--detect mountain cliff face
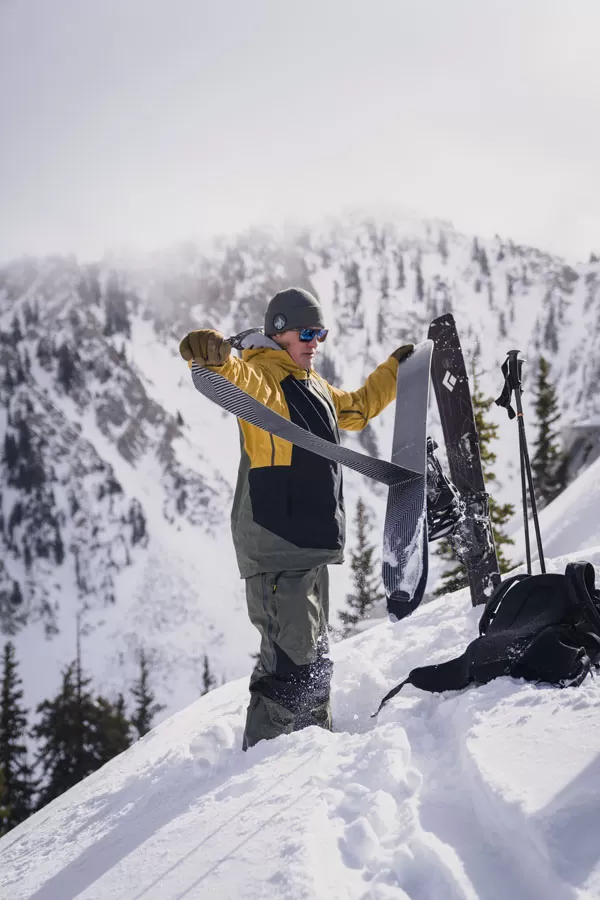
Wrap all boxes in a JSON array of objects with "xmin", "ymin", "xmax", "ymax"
[{"xmin": 1, "ymin": 213, "xmax": 599, "ymax": 717}]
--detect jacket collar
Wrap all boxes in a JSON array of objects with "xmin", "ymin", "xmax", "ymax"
[{"xmin": 242, "ymin": 345, "xmax": 311, "ymax": 376}]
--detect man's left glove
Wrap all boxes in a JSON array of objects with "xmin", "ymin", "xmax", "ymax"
[
  {"xmin": 179, "ymin": 329, "xmax": 231, "ymax": 366},
  {"xmin": 390, "ymin": 343, "xmax": 415, "ymax": 363}
]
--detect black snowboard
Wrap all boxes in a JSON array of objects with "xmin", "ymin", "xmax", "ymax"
[{"xmin": 427, "ymin": 314, "xmax": 501, "ymax": 605}]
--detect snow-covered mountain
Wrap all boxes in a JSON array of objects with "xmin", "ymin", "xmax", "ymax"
[{"xmin": 1, "ymin": 211, "xmax": 600, "ymax": 721}]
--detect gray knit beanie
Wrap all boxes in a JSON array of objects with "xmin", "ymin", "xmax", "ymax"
[{"xmin": 264, "ymin": 287, "xmax": 325, "ymax": 336}]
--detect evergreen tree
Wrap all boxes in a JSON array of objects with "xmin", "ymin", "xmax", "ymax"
[
  {"xmin": 201, "ymin": 655, "xmax": 217, "ymax": 695},
  {"xmin": 338, "ymin": 498, "xmax": 384, "ymax": 636},
  {"xmin": 472, "ymin": 375, "xmax": 515, "ymax": 572},
  {"xmin": 128, "ymin": 499, "xmax": 147, "ymax": 546},
  {"xmin": 532, "ymin": 356, "xmax": 566, "ymax": 506},
  {"xmin": 479, "ymin": 247, "xmax": 491, "ymax": 277},
  {"xmin": 103, "ymin": 278, "xmax": 131, "ymax": 338},
  {"xmin": 131, "ymin": 648, "xmax": 165, "ymax": 738},
  {"xmin": 436, "ymin": 369, "xmax": 515, "ymax": 594},
  {"xmin": 23, "ymin": 300, "xmax": 38, "ymax": 327},
  {"xmin": 7, "ymin": 420, "xmax": 45, "ymax": 491},
  {"xmin": 3, "ymin": 432, "xmax": 18, "ymax": 470},
  {"xmin": 54, "ymin": 524, "xmax": 65, "ymax": 565},
  {"xmin": 380, "ymin": 270, "xmax": 390, "ymax": 301},
  {"xmin": 437, "ymin": 230, "xmax": 449, "ymax": 263},
  {"xmin": 57, "ymin": 342, "xmax": 78, "ymax": 393},
  {"xmin": 94, "ymin": 695, "xmax": 131, "ymax": 765},
  {"xmin": 543, "ymin": 307, "xmax": 559, "ymax": 355},
  {"xmin": 396, "ymin": 253, "xmax": 406, "ymax": 289},
  {"xmin": 11, "ymin": 315, "xmax": 22, "ymax": 344},
  {"xmin": 415, "ymin": 261, "xmax": 425, "ymax": 302},
  {"xmin": 0, "ymin": 765, "xmax": 9, "ymax": 830},
  {"xmin": 344, "ymin": 261, "xmax": 362, "ymax": 303},
  {"xmin": 435, "ymin": 535, "xmax": 469, "ymax": 596},
  {"xmin": 32, "ymin": 661, "xmax": 132, "ymax": 809},
  {"xmin": 498, "ymin": 310, "xmax": 507, "ymax": 339},
  {"xmin": 0, "ymin": 642, "xmax": 36, "ymax": 833},
  {"xmin": 33, "ymin": 664, "xmax": 96, "ymax": 806}
]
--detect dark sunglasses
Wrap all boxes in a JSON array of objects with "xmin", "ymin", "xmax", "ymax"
[{"xmin": 298, "ymin": 327, "xmax": 328, "ymax": 343}]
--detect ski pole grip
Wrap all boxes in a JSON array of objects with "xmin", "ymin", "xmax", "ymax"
[{"xmin": 506, "ymin": 350, "xmax": 524, "ymax": 392}]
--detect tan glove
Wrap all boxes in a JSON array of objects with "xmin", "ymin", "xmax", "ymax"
[
  {"xmin": 390, "ymin": 343, "xmax": 415, "ymax": 363},
  {"xmin": 179, "ymin": 329, "xmax": 231, "ymax": 366}
]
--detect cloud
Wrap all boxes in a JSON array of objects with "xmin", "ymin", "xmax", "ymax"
[{"xmin": 0, "ymin": 0, "xmax": 599, "ymax": 260}]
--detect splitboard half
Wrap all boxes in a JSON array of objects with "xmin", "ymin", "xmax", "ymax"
[
  {"xmin": 382, "ymin": 339, "xmax": 433, "ymax": 621},
  {"xmin": 427, "ymin": 314, "xmax": 500, "ymax": 605}
]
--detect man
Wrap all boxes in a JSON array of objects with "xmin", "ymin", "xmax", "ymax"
[{"xmin": 179, "ymin": 287, "xmax": 412, "ymax": 749}]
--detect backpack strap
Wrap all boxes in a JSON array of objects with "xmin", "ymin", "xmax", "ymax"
[
  {"xmin": 372, "ymin": 648, "xmax": 473, "ymax": 716},
  {"xmin": 478, "ymin": 574, "xmax": 529, "ymax": 636},
  {"xmin": 565, "ymin": 561, "xmax": 600, "ymax": 649}
]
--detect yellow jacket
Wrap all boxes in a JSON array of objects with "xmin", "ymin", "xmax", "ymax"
[
  {"xmin": 193, "ymin": 346, "xmax": 399, "ymax": 577},
  {"xmin": 206, "ymin": 347, "xmax": 399, "ymax": 467}
]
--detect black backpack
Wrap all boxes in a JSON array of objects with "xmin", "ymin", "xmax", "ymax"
[{"xmin": 375, "ymin": 561, "xmax": 600, "ymax": 715}]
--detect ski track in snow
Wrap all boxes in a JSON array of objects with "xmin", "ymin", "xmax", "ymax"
[{"xmin": 401, "ymin": 688, "xmax": 583, "ymax": 900}]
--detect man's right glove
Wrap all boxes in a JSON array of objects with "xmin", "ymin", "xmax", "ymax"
[
  {"xmin": 179, "ymin": 329, "xmax": 231, "ymax": 366},
  {"xmin": 390, "ymin": 343, "xmax": 415, "ymax": 363}
]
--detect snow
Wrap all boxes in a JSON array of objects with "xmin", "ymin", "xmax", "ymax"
[
  {"xmin": 510, "ymin": 454, "xmax": 600, "ymax": 566},
  {"xmin": 2, "ymin": 544, "xmax": 600, "ymax": 899}
]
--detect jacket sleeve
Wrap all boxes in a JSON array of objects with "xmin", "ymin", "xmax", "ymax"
[
  {"xmin": 326, "ymin": 357, "xmax": 399, "ymax": 431},
  {"xmin": 188, "ymin": 356, "xmax": 277, "ymax": 406}
]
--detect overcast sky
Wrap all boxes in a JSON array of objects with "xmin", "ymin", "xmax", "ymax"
[{"xmin": 1, "ymin": 0, "xmax": 599, "ymax": 263}]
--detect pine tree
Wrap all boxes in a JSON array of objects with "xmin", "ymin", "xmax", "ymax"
[
  {"xmin": 338, "ymin": 498, "xmax": 384, "ymax": 636},
  {"xmin": 131, "ymin": 648, "xmax": 165, "ymax": 738},
  {"xmin": 56, "ymin": 342, "xmax": 77, "ymax": 393},
  {"xmin": 436, "ymin": 369, "xmax": 515, "ymax": 594},
  {"xmin": 94, "ymin": 695, "xmax": 132, "ymax": 765},
  {"xmin": 415, "ymin": 261, "xmax": 425, "ymax": 302},
  {"xmin": 479, "ymin": 247, "xmax": 491, "ymax": 277},
  {"xmin": 0, "ymin": 642, "xmax": 36, "ymax": 833},
  {"xmin": 32, "ymin": 661, "xmax": 132, "ymax": 809},
  {"xmin": 396, "ymin": 253, "xmax": 406, "ymax": 289},
  {"xmin": 472, "ymin": 374, "xmax": 515, "ymax": 572},
  {"xmin": 437, "ymin": 231, "xmax": 449, "ymax": 263},
  {"xmin": 0, "ymin": 765, "xmax": 9, "ymax": 830},
  {"xmin": 11, "ymin": 315, "xmax": 22, "ymax": 344},
  {"xmin": 32, "ymin": 664, "xmax": 96, "ymax": 806},
  {"xmin": 532, "ymin": 356, "xmax": 566, "ymax": 506},
  {"xmin": 103, "ymin": 278, "xmax": 131, "ymax": 338},
  {"xmin": 201, "ymin": 655, "xmax": 217, "ymax": 695}
]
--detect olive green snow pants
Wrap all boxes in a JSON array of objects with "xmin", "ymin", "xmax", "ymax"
[{"xmin": 242, "ymin": 566, "xmax": 333, "ymax": 750}]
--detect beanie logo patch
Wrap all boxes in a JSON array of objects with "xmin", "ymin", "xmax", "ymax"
[{"xmin": 273, "ymin": 314, "xmax": 287, "ymax": 331}]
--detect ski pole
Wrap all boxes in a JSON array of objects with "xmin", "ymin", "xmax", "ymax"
[{"xmin": 495, "ymin": 350, "xmax": 546, "ymax": 575}]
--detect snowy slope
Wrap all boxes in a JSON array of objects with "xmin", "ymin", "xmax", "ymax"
[
  {"xmin": 510, "ymin": 453, "xmax": 600, "ymax": 566},
  {"xmin": 2, "ymin": 544, "xmax": 600, "ymax": 900}
]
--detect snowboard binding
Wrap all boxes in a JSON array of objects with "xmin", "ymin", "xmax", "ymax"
[
  {"xmin": 450, "ymin": 491, "xmax": 496, "ymax": 568},
  {"xmin": 426, "ymin": 437, "xmax": 463, "ymax": 542}
]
